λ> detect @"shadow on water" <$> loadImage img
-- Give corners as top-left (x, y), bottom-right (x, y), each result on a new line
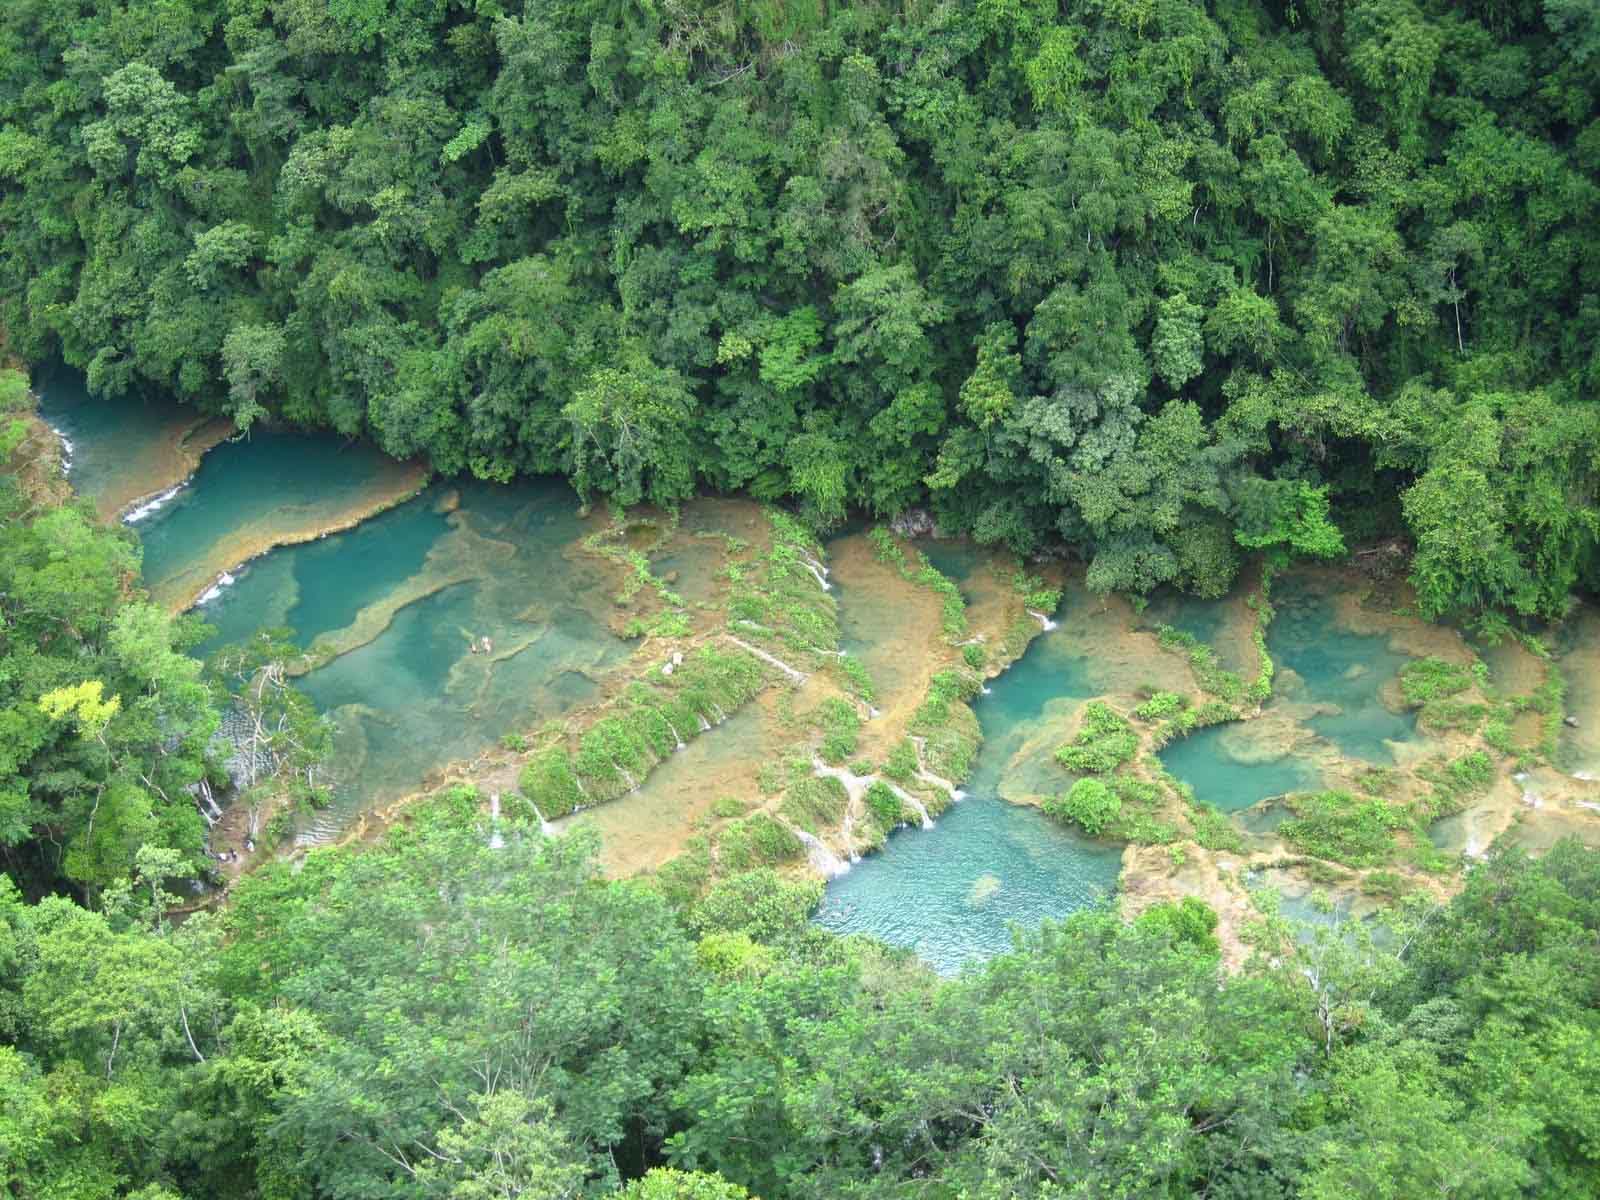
top-left (33, 363), bottom-right (209, 520)
top-left (136, 429), bottom-right (423, 608)
top-left (1140, 587), bottom-right (1231, 649)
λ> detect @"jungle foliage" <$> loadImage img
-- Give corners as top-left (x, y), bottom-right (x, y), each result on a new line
top-left (0, 0), bottom-right (1596, 616)
top-left (4, 792), bottom-right (1600, 1199)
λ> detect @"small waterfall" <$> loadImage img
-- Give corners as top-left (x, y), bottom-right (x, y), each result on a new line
top-left (1027, 609), bottom-right (1058, 632)
top-left (697, 713), bottom-right (713, 733)
top-left (812, 758), bottom-right (871, 806)
top-left (123, 481), bottom-right (188, 524)
top-left (981, 685), bottom-right (993, 695)
top-left (840, 807), bottom-right (863, 862)
top-left (488, 792), bottom-right (505, 849)
top-left (908, 734), bottom-right (964, 802)
top-left (798, 558), bottom-right (831, 592)
top-left (724, 634), bottom-right (808, 683)
top-left (49, 425), bottom-right (74, 473)
top-left (886, 782), bottom-right (935, 830)
top-left (530, 801), bottom-right (556, 836)
top-left (197, 570), bottom-right (237, 605)
top-left (792, 827), bottom-right (849, 877)
top-left (665, 719), bottom-right (686, 750)
top-left (574, 775), bottom-right (591, 803)
top-left (709, 703), bottom-right (727, 724)
top-left (618, 765), bottom-right (638, 792)
top-left (797, 552), bottom-right (832, 593)
top-left (192, 778), bottom-right (221, 828)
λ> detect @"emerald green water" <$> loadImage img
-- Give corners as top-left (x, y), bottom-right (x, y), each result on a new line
top-left (1267, 577), bottom-right (1416, 761)
top-left (1142, 588), bottom-right (1230, 648)
top-left (817, 592), bottom-right (1136, 974)
top-left (137, 430), bottom-right (419, 607)
top-left (1159, 725), bottom-right (1322, 811)
top-left (914, 539), bottom-right (983, 590)
top-left (194, 489), bottom-right (449, 653)
top-left (44, 370), bottom-right (629, 838)
top-left (813, 793), bottom-right (1118, 973)
top-left (210, 480), bottom-right (628, 840)
top-left (33, 363), bottom-right (204, 518)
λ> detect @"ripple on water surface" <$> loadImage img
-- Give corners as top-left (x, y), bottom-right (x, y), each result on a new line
top-left (1158, 723), bottom-right (1323, 812)
top-left (815, 589), bottom-right (1151, 974)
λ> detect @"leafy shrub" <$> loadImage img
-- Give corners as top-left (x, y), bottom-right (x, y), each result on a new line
top-left (1417, 750), bottom-right (1495, 819)
top-left (962, 642), bottom-right (986, 669)
top-left (1248, 628), bottom-right (1274, 702)
top-left (865, 780), bottom-right (905, 831)
top-left (1418, 699), bottom-right (1487, 734)
top-left (868, 527), bottom-right (906, 568)
top-left (1136, 897), bottom-right (1220, 954)
top-left (815, 696), bottom-right (861, 765)
top-left (1189, 803), bottom-right (1245, 853)
top-left (1045, 777), bottom-right (1122, 835)
top-left (689, 868), bottom-right (823, 942)
top-left (781, 775), bottom-right (847, 832)
top-left (1011, 569), bottom-right (1062, 613)
top-left (1134, 691), bottom-right (1186, 720)
top-left (1400, 657), bottom-right (1474, 706)
top-left (1280, 790), bottom-right (1405, 867)
top-left (520, 747), bottom-right (585, 818)
top-left (1055, 702), bottom-right (1138, 774)
top-left (653, 838), bottom-right (713, 910)
top-left (1157, 626), bottom-right (1244, 702)
top-left (834, 653), bottom-right (875, 701)
top-left (716, 812), bottom-right (801, 870)
top-left (883, 739), bottom-right (919, 782)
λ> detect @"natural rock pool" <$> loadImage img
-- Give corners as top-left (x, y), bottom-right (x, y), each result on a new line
top-left (39, 366), bottom-right (1600, 971)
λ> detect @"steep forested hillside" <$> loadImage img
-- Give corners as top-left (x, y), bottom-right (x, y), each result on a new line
top-left (2, 0), bottom-right (1596, 616)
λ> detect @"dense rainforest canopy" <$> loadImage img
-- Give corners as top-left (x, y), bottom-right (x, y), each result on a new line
top-left (1, 0), bottom-right (1597, 617)
top-left (5, 2), bottom-right (1600, 1196)
top-left (5, 791), bottom-right (1600, 1199)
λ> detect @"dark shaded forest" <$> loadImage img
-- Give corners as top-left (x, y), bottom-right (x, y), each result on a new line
top-left (2, 0), bottom-right (1597, 616)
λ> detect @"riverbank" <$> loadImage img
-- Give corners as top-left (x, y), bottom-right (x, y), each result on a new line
top-left (27, 364), bottom-right (1600, 972)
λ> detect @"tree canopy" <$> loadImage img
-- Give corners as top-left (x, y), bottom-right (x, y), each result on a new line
top-left (0, 0), bottom-right (1595, 615)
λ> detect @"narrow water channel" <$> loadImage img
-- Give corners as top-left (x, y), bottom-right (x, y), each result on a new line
top-left (814, 587), bottom-right (1146, 974)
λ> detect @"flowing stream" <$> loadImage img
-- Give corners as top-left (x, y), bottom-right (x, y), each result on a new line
top-left (41, 368), bottom-right (1600, 961)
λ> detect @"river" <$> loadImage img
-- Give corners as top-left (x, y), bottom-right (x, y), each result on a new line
top-left (35, 366), bottom-right (1600, 972)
